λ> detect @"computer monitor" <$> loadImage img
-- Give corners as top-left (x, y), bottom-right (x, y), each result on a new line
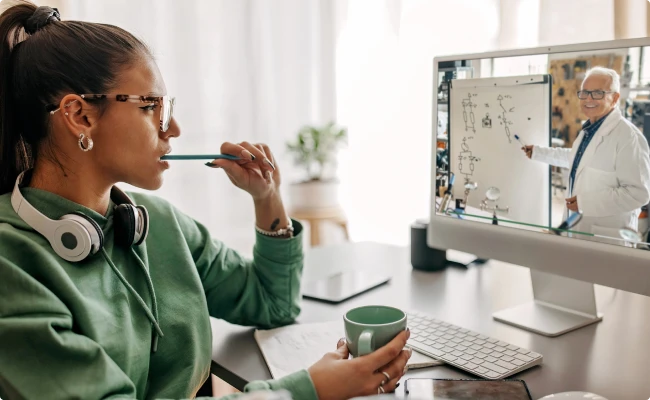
top-left (428, 37), bottom-right (650, 337)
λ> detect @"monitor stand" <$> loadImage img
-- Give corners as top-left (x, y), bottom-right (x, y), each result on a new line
top-left (492, 270), bottom-right (603, 337)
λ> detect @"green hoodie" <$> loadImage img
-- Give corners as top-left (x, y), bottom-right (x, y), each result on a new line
top-left (0, 187), bottom-right (319, 400)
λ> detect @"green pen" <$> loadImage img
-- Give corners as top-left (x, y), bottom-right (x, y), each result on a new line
top-left (160, 154), bottom-right (242, 161)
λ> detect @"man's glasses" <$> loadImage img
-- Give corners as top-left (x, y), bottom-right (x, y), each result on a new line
top-left (47, 94), bottom-right (176, 132)
top-left (576, 90), bottom-right (614, 100)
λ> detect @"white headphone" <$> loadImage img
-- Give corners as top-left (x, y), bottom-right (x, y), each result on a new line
top-left (11, 170), bottom-right (149, 262)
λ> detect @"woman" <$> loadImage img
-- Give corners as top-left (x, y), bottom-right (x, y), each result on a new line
top-left (0, 2), bottom-right (411, 399)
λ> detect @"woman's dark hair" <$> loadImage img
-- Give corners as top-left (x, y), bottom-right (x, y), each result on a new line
top-left (0, 0), bottom-right (151, 194)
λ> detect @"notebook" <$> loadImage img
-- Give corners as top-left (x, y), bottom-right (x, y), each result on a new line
top-left (254, 320), bottom-right (443, 379)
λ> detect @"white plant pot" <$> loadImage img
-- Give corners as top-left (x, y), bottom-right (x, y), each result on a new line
top-left (288, 180), bottom-right (340, 211)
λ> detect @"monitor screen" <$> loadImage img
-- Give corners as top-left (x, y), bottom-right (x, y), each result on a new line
top-left (434, 43), bottom-right (650, 251)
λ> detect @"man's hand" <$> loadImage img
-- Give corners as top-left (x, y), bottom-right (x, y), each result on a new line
top-left (566, 196), bottom-right (579, 212)
top-left (522, 145), bottom-right (534, 159)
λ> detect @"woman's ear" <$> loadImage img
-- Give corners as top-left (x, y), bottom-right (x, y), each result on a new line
top-left (57, 94), bottom-right (99, 139)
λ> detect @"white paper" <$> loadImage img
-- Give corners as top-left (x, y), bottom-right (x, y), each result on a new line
top-left (254, 320), bottom-right (443, 379)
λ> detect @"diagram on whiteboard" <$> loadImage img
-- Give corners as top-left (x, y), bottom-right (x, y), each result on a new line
top-left (461, 93), bottom-right (478, 133)
top-left (497, 94), bottom-right (514, 143)
top-left (482, 113), bottom-right (492, 128)
top-left (458, 137), bottom-right (481, 178)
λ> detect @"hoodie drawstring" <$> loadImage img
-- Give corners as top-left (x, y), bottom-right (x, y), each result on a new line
top-left (101, 248), bottom-right (164, 353)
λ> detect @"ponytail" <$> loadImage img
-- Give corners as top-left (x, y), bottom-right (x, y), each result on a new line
top-left (0, 1), bottom-right (36, 194)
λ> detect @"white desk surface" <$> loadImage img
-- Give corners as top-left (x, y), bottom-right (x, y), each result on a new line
top-left (210, 241), bottom-right (650, 399)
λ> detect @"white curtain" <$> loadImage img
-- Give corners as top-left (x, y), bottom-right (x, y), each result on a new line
top-left (335, 0), bottom-right (500, 246)
top-left (47, 0), bottom-right (337, 255)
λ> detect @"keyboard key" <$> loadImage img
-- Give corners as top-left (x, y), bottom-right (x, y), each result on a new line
top-left (425, 340), bottom-right (435, 346)
top-left (485, 356), bottom-right (498, 363)
top-left (470, 344), bottom-right (482, 351)
top-left (516, 348), bottom-right (530, 355)
top-left (456, 345), bottom-right (468, 352)
top-left (461, 341), bottom-right (474, 347)
top-left (477, 335), bottom-right (488, 340)
top-left (426, 348), bottom-right (444, 357)
top-left (511, 359), bottom-right (525, 366)
top-left (459, 328), bottom-right (469, 334)
top-left (470, 358), bottom-right (484, 365)
top-left (486, 338), bottom-right (499, 343)
top-left (501, 356), bottom-right (514, 362)
top-left (451, 338), bottom-right (463, 344)
top-left (466, 350), bottom-right (477, 355)
top-left (460, 354), bottom-right (473, 361)
top-left (465, 362), bottom-right (478, 370)
top-left (479, 348), bottom-right (492, 355)
top-left (464, 336), bottom-right (476, 342)
top-left (452, 351), bottom-right (463, 357)
top-left (496, 341), bottom-right (509, 347)
top-left (496, 360), bottom-right (517, 370)
top-left (529, 352), bottom-right (542, 359)
top-left (475, 366), bottom-right (489, 374)
top-left (494, 346), bottom-right (506, 352)
top-left (483, 343), bottom-right (496, 349)
top-left (443, 335), bottom-right (454, 340)
top-left (474, 339), bottom-right (486, 345)
top-left (433, 343), bottom-right (444, 349)
top-left (491, 350), bottom-right (504, 357)
top-left (506, 345), bottom-right (519, 351)
top-left (486, 371), bottom-right (500, 379)
top-left (442, 347), bottom-right (456, 353)
top-left (437, 339), bottom-right (449, 344)
top-left (515, 353), bottom-right (533, 362)
top-left (441, 355), bottom-right (457, 362)
top-left (503, 350), bottom-right (516, 356)
top-left (455, 359), bottom-right (468, 366)
top-left (482, 362), bottom-right (508, 375)
top-left (467, 332), bottom-right (480, 337)
top-left (474, 353), bottom-right (487, 359)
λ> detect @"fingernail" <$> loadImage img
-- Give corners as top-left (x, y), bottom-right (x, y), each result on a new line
top-left (403, 365), bottom-right (408, 374)
top-left (242, 150), bottom-right (256, 160)
top-left (337, 338), bottom-right (346, 348)
top-left (264, 158), bottom-right (276, 171)
top-left (205, 162), bottom-right (220, 168)
top-left (407, 347), bottom-right (413, 358)
top-left (396, 383), bottom-right (400, 389)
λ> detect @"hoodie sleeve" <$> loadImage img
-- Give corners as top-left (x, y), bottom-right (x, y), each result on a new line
top-left (172, 205), bottom-right (306, 329)
top-left (0, 255), bottom-right (317, 400)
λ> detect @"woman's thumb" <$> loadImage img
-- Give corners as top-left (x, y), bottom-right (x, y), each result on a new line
top-left (334, 338), bottom-right (350, 359)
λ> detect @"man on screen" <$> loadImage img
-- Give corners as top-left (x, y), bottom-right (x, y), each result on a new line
top-left (522, 67), bottom-right (650, 243)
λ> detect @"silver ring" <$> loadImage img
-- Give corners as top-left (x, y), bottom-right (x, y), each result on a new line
top-left (378, 386), bottom-right (385, 394)
top-left (381, 371), bottom-right (391, 382)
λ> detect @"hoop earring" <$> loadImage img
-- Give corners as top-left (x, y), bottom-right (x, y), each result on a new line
top-left (79, 133), bottom-right (93, 152)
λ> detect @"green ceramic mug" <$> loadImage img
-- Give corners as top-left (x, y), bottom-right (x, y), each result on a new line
top-left (344, 305), bottom-right (407, 357)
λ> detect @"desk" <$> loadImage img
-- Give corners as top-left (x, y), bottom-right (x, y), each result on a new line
top-left (211, 242), bottom-right (650, 399)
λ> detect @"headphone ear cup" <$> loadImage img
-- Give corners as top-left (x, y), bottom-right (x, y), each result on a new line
top-left (135, 205), bottom-right (149, 246)
top-left (55, 213), bottom-right (104, 262)
top-left (114, 204), bottom-right (137, 247)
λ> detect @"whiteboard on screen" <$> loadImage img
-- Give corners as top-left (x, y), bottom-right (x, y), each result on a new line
top-left (449, 74), bottom-right (551, 228)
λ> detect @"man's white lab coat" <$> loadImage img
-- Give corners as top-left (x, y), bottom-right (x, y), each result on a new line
top-left (532, 108), bottom-right (650, 243)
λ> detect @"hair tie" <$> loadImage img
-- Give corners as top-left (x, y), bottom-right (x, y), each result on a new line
top-left (24, 6), bottom-right (61, 35)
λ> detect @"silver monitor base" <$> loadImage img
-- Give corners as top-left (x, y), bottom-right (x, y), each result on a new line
top-left (493, 270), bottom-right (603, 337)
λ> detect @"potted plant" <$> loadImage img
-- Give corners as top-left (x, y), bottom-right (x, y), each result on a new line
top-left (285, 121), bottom-right (348, 210)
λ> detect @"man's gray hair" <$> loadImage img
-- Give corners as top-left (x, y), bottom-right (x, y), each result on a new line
top-left (584, 66), bottom-right (620, 93)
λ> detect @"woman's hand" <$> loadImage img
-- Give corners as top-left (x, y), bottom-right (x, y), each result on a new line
top-left (308, 329), bottom-right (412, 400)
top-left (207, 141), bottom-right (280, 201)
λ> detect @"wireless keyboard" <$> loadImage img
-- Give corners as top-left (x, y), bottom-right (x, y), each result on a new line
top-left (406, 310), bottom-right (543, 379)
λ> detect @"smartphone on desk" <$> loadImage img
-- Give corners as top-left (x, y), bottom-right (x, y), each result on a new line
top-left (404, 378), bottom-right (533, 400)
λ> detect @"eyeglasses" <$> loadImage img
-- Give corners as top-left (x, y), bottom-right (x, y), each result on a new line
top-left (47, 94), bottom-right (176, 132)
top-left (576, 90), bottom-right (614, 100)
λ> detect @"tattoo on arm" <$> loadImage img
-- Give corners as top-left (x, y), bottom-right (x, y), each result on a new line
top-left (270, 218), bottom-right (280, 230)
